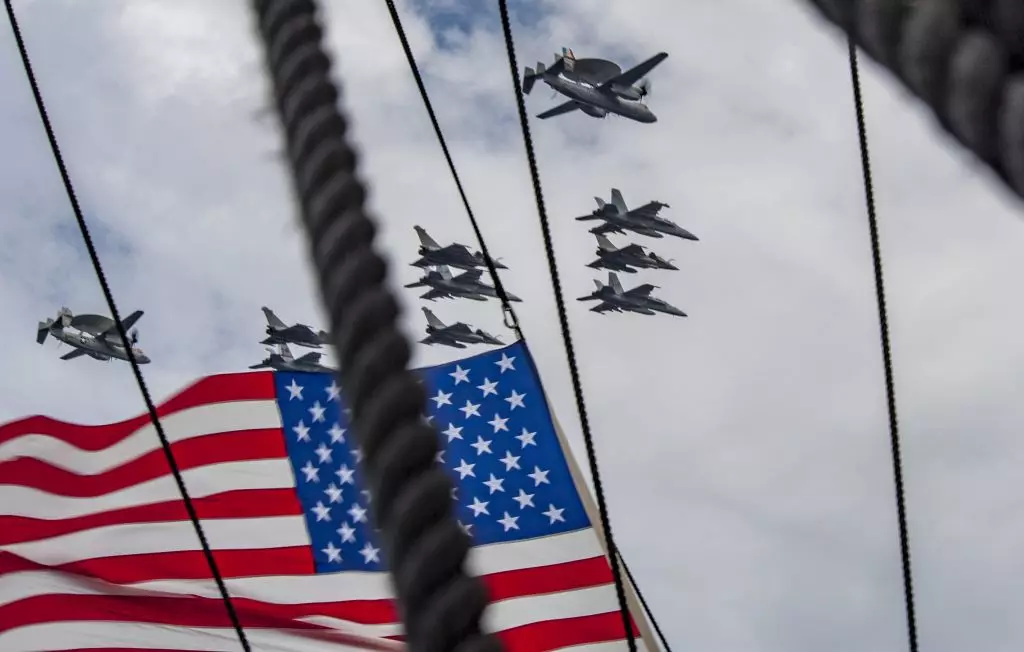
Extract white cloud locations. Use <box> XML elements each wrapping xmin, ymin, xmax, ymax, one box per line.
<box><xmin>2</xmin><ymin>0</ymin><xmax>1024</xmax><ymax>648</ymax></box>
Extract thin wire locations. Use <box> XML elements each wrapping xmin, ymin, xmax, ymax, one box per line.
<box><xmin>620</xmin><ymin>552</ymin><xmax>674</xmax><ymax>652</ymax></box>
<box><xmin>847</xmin><ymin>36</ymin><xmax>919</xmax><ymax>652</ymax></box>
<box><xmin>495</xmin><ymin>2</ymin><xmax>636</xmax><ymax>650</ymax></box>
<box><xmin>382</xmin><ymin>0</ymin><xmax>522</xmax><ymax>337</ymax></box>
<box><xmin>3</xmin><ymin>4</ymin><xmax>252</xmax><ymax>650</ymax></box>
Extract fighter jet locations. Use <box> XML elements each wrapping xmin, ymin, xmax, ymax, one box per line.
<box><xmin>260</xmin><ymin>307</ymin><xmax>329</xmax><ymax>349</ymax></box>
<box><xmin>419</xmin><ymin>307</ymin><xmax>503</xmax><ymax>349</ymax></box>
<box><xmin>577</xmin><ymin>272</ymin><xmax>686</xmax><ymax>317</ymax></box>
<box><xmin>404</xmin><ymin>266</ymin><xmax>522</xmax><ymax>303</ymax></box>
<box><xmin>586</xmin><ymin>234</ymin><xmax>678</xmax><ymax>274</ymax></box>
<box><xmin>248</xmin><ymin>343</ymin><xmax>335</xmax><ymax>372</ymax></box>
<box><xmin>36</xmin><ymin>307</ymin><xmax>151</xmax><ymax>363</ymax></box>
<box><xmin>411</xmin><ymin>226</ymin><xmax>508</xmax><ymax>272</ymax></box>
<box><xmin>576</xmin><ymin>188</ymin><xmax>698</xmax><ymax>241</ymax></box>
<box><xmin>522</xmin><ymin>49</ymin><xmax>668</xmax><ymax>123</ymax></box>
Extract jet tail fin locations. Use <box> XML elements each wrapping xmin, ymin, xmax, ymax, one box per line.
<box><xmin>595</xmin><ymin>233</ymin><xmax>616</xmax><ymax>251</ymax></box>
<box><xmin>523</xmin><ymin>66</ymin><xmax>537</xmax><ymax>95</ymax></box>
<box><xmin>422</xmin><ymin>306</ymin><xmax>446</xmax><ymax>330</ymax></box>
<box><xmin>261</xmin><ymin>307</ymin><xmax>287</xmax><ymax>330</ymax></box>
<box><xmin>413</xmin><ymin>225</ymin><xmax>441</xmax><ymax>250</ymax></box>
<box><xmin>36</xmin><ymin>320</ymin><xmax>52</xmax><ymax>345</ymax></box>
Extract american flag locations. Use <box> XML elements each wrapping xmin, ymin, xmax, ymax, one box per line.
<box><xmin>0</xmin><ymin>341</ymin><xmax>646</xmax><ymax>651</ymax></box>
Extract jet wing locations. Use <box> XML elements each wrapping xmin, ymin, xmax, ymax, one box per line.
<box><xmin>421</xmin><ymin>288</ymin><xmax>452</xmax><ymax>301</ymax></box>
<box><xmin>60</xmin><ymin>348</ymin><xmax>88</xmax><ymax>361</ymax></box>
<box><xmin>623</xmin><ymin>283</ymin><xmax>656</xmax><ymax>298</ymax></box>
<box><xmin>598</xmin><ymin>52</ymin><xmax>668</xmax><ymax>91</ymax></box>
<box><xmin>537</xmin><ymin>100</ymin><xmax>581</xmax><ymax>119</ymax></box>
<box><xmin>590</xmin><ymin>302</ymin><xmax>618</xmax><ymax>313</ymax></box>
<box><xmin>589</xmin><ymin>222</ymin><xmax>624</xmax><ymax>235</ymax></box>
<box><xmin>629</xmin><ymin>201</ymin><xmax>668</xmax><ymax>217</ymax></box>
<box><xmin>295</xmin><ymin>352</ymin><xmax>322</xmax><ymax>364</ymax></box>
<box><xmin>452</xmin><ymin>269</ymin><xmax>483</xmax><ymax>283</ymax></box>
<box><xmin>619</xmin><ymin>243</ymin><xmax>646</xmax><ymax>256</ymax></box>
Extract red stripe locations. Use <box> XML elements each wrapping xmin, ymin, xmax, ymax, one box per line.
<box><xmin>0</xmin><ymin>428</ymin><xmax>287</xmax><ymax>498</ymax></box>
<box><xmin>0</xmin><ymin>488</ymin><xmax>304</xmax><ymax>545</ymax></box>
<box><xmin>498</xmin><ymin>612</ymin><xmax>638</xmax><ymax>652</ymax></box>
<box><xmin>0</xmin><ymin>372</ymin><xmax>275</xmax><ymax>449</ymax></box>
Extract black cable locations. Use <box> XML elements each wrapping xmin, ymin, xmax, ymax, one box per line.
<box><xmin>2</xmin><ymin>3</ymin><xmax>253</xmax><ymax>651</ymax></box>
<box><xmin>620</xmin><ymin>553</ymin><xmax>674</xmax><ymax>652</ymax></box>
<box><xmin>249</xmin><ymin>2</ymin><xmax>502</xmax><ymax>652</ymax></box>
<box><xmin>382</xmin><ymin>0</ymin><xmax>522</xmax><ymax>336</ymax></box>
<box><xmin>847</xmin><ymin>37</ymin><xmax>919</xmax><ymax>652</ymax></box>
<box><xmin>494</xmin><ymin>3</ymin><xmax>636</xmax><ymax>650</ymax></box>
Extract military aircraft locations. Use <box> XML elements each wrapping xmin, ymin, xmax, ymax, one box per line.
<box><xmin>577</xmin><ymin>272</ymin><xmax>686</xmax><ymax>317</ymax></box>
<box><xmin>411</xmin><ymin>226</ymin><xmax>508</xmax><ymax>272</ymax></box>
<box><xmin>576</xmin><ymin>188</ymin><xmax>698</xmax><ymax>241</ymax></box>
<box><xmin>586</xmin><ymin>234</ymin><xmax>678</xmax><ymax>273</ymax></box>
<box><xmin>249</xmin><ymin>343</ymin><xmax>335</xmax><ymax>372</ymax></box>
<box><xmin>36</xmin><ymin>307</ymin><xmax>151</xmax><ymax>363</ymax></box>
<box><xmin>522</xmin><ymin>49</ymin><xmax>668</xmax><ymax>122</ymax></box>
<box><xmin>260</xmin><ymin>307</ymin><xmax>329</xmax><ymax>348</ymax></box>
<box><xmin>404</xmin><ymin>266</ymin><xmax>522</xmax><ymax>303</ymax></box>
<box><xmin>419</xmin><ymin>307</ymin><xmax>503</xmax><ymax>349</ymax></box>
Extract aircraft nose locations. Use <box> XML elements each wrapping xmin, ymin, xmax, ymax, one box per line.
<box><xmin>137</xmin><ymin>354</ymin><xmax>151</xmax><ymax>364</ymax></box>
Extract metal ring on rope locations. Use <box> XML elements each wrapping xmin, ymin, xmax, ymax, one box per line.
<box><xmin>249</xmin><ymin>2</ymin><xmax>503</xmax><ymax>651</ymax></box>
<box><xmin>804</xmin><ymin>0</ymin><xmax>1024</xmax><ymax>201</ymax></box>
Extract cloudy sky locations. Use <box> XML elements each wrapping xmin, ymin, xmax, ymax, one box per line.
<box><xmin>3</xmin><ymin>0</ymin><xmax>1024</xmax><ymax>649</ymax></box>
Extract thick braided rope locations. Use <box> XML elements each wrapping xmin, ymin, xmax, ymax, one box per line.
<box><xmin>250</xmin><ymin>2</ymin><xmax>504</xmax><ymax>651</ymax></box>
<box><xmin>804</xmin><ymin>0</ymin><xmax>1024</xmax><ymax>200</ymax></box>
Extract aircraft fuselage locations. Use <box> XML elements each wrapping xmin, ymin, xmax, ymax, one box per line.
<box><xmin>47</xmin><ymin>326</ymin><xmax>150</xmax><ymax>363</ymax></box>
<box><xmin>543</xmin><ymin>74</ymin><xmax>657</xmax><ymax>123</ymax></box>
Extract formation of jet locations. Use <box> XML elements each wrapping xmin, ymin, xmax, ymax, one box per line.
<box><xmin>577</xmin><ymin>273</ymin><xmax>686</xmax><ymax>317</ymax></box>
<box><xmin>523</xmin><ymin>48</ymin><xmax>668</xmax><ymax>123</ymax></box>
<box><xmin>405</xmin><ymin>265</ymin><xmax>522</xmax><ymax>303</ymax></box>
<box><xmin>249</xmin><ymin>343</ymin><xmax>335</xmax><ymax>373</ymax></box>
<box><xmin>36</xmin><ymin>307</ymin><xmax>151</xmax><ymax>363</ymax></box>
<box><xmin>577</xmin><ymin>188</ymin><xmax>698</xmax><ymax>241</ymax></box>
<box><xmin>412</xmin><ymin>226</ymin><xmax>508</xmax><ymax>272</ymax></box>
<box><xmin>587</xmin><ymin>234</ymin><xmax>677</xmax><ymax>273</ymax></box>
<box><xmin>261</xmin><ymin>307</ymin><xmax>329</xmax><ymax>348</ymax></box>
<box><xmin>420</xmin><ymin>307</ymin><xmax>503</xmax><ymax>349</ymax></box>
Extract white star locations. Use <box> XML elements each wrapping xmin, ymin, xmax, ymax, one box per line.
<box><xmin>335</xmin><ymin>463</ymin><xmax>355</xmax><ymax>485</ymax></box>
<box><xmin>477</xmin><ymin>378</ymin><xmax>498</xmax><ymax>397</ymax></box>
<box><xmin>449</xmin><ymin>365</ymin><xmax>470</xmax><ymax>384</ymax></box>
<box><xmin>431</xmin><ymin>390</ymin><xmax>453</xmax><ymax>408</ymax></box>
<box><xmin>459</xmin><ymin>400</ymin><xmax>481</xmax><ymax>419</ymax></box>
<box><xmin>314</xmin><ymin>442</ymin><xmax>333</xmax><ymax>464</ymax></box>
<box><xmin>292</xmin><ymin>421</ymin><xmax>311</xmax><ymax>443</ymax></box>
<box><xmin>499</xmin><ymin>450</ymin><xmax>521</xmax><ymax>471</ymax></box>
<box><xmin>470</xmin><ymin>435</ymin><xmax>492</xmax><ymax>456</ymax></box>
<box><xmin>442</xmin><ymin>423</ymin><xmax>463</xmax><ymax>441</ymax></box>
<box><xmin>308</xmin><ymin>401</ymin><xmax>326</xmax><ymax>423</ymax></box>
<box><xmin>468</xmin><ymin>496</ymin><xmax>489</xmax><ymax>516</ymax></box>
<box><xmin>505</xmin><ymin>390</ymin><xmax>526</xmax><ymax>410</ymax></box>
<box><xmin>328</xmin><ymin>423</ymin><xmax>346</xmax><ymax>444</ymax></box>
<box><xmin>495</xmin><ymin>353</ymin><xmax>516</xmax><ymax>373</ymax></box>
<box><xmin>300</xmin><ymin>460</ymin><xmax>320</xmax><ymax>483</ymax></box>
<box><xmin>321</xmin><ymin>541</ymin><xmax>342</xmax><ymax>563</ymax></box>
<box><xmin>351</xmin><ymin>447</ymin><xmax>363</xmax><ymax>462</ymax></box>
<box><xmin>458</xmin><ymin>519</ymin><xmax>473</xmax><ymax>536</ymax></box>
<box><xmin>454</xmin><ymin>458</ymin><xmax>476</xmax><ymax>479</ymax></box>
<box><xmin>326</xmin><ymin>380</ymin><xmax>341</xmax><ymax>402</ymax></box>
<box><xmin>483</xmin><ymin>473</ymin><xmax>505</xmax><ymax>494</ymax></box>
<box><xmin>324</xmin><ymin>483</ymin><xmax>343</xmax><ymax>504</ymax></box>
<box><xmin>516</xmin><ymin>428</ymin><xmax>537</xmax><ymax>448</ymax></box>
<box><xmin>497</xmin><ymin>511</ymin><xmax>519</xmax><ymax>531</ymax></box>
<box><xmin>543</xmin><ymin>504</ymin><xmax>565</xmax><ymax>524</ymax></box>
<box><xmin>337</xmin><ymin>521</ymin><xmax>356</xmax><ymax>543</ymax></box>
<box><xmin>488</xmin><ymin>414</ymin><xmax>509</xmax><ymax>433</ymax></box>
<box><xmin>528</xmin><ymin>466</ymin><xmax>550</xmax><ymax>486</ymax></box>
<box><xmin>286</xmin><ymin>379</ymin><xmax>303</xmax><ymax>400</ymax></box>
<box><xmin>513</xmin><ymin>488</ymin><xmax>535</xmax><ymax>509</ymax></box>
<box><xmin>359</xmin><ymin>542</ymin><xmax>381</xmax><ymax>564</ymax></box>
<box><xmin>348</xmin><ymin>503</ymin><xmax>368</xmax><ymax>523</ymax></box>
<box><xmin>311</xmin><ymin>501</ymin><xmax>331</xmax><ymax>522</ymax></box>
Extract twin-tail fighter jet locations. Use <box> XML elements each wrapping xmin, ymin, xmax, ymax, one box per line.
<box><xmin>577</xmin><ymin>272</ymin><xmax>686</xmax><ymax>317</ymax></box>
<box><xmin>249</xmin><ymin>344</ymin><xmax>335</xmax><ymax>373</ymax></box>
<box><xmin>420</xmin><ymin>307</ymin><xmax>503</xmax><ymax>349</ymax></box>
<box><xmin>261</xmin><ymin>307</ymin><xmax>329</xmax><ymax>349</ymax></box>
<box><xmin>36</xmin><ymin>307</ymin><xmax>151</xmax><ymax>363</ymax></box>
<box><xmin>577</xmin><ymin>188</ymin><xmax>698</xmax><ymax>241</ymax></box>
<box><xmin>523</xmin><ymin>48</ymin><xmax>668</xmax><ymax>123</ymax></box>
<box><xmin>411</xmin><ymin>226</ymin><xmax>508</xmax><ymax>272</ymax></box>
<box><xmin>405</xmin><ymin>266</ymin><xmax>522</xmax><ymax>303</ymax></box>
<box><xmin>586</xmin><ymin>233</ymin><xmax>678</xmax><ymax>273</ymax></box>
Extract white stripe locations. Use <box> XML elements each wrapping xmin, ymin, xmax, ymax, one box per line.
<box><xmin>0</xmin><ymin>622</ymin><xmax>403</xmax><ymax>652</ymax></box>
<box><xmin>1</xmin><ymin>528</ymin><xmax>604</xmax><ymax>607</ymax></box>
<box><xmin>0</xmin><ymin>400</ymin><xmax>281</xmax><ymax>473</ymax></box>
<box><xmin>0</xmin><ymin>458</ymin><xmax>295</xmax><ymax>521</ymax></box>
